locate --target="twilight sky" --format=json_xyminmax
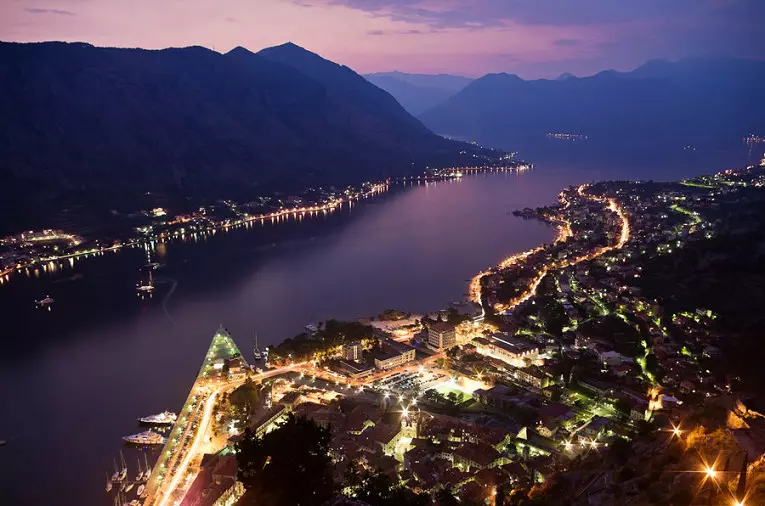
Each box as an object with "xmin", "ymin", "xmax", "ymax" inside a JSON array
[{"xmin": 1, "ymin": 0, "xmax": 763, "ymax": 78}]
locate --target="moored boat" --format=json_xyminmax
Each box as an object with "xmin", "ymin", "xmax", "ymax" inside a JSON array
[
  {"xmin": 138, "ymin": 410, "xmax": 176, "ymax": 426},
  {"xmin": 122, "ymin": 430, "xmax": 166, "ymax": 446}
]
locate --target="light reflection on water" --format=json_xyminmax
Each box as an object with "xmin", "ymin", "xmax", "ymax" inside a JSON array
[{"xmin": 0, "ymin": 149, "xmax": 753, "ymax": 505}]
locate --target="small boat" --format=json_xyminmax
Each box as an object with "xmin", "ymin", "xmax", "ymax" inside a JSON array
[
  {"xmin": 111, "ymin": 458, "xmax": 120, "ymax": 482},
  {"xmin": 0, "ymin": 440, "xmax": 6, "ymax": 446},
  {"xmin": 124, "ymin": 482, "xmax": 134, "ymax": 493},
  {"xmin": 138, "ymin": 411, "xmax": 176, "ymax": 426},
  {"xmin": 122, "ymin": 430, "xmax": 166, "ymax": 446},
  {"xmin": 135, "ymin": 457, "xmax": 144, "ymax": 481},
  {"xmin": 35, "ymin": 296, "xmax": 55, "ymax": 309},
  {"xmin": 106, "ymin": 473, "xmax": 113, "ymax": 493},
  {"xmin": 253, "ymin": 332, "xmax": 263, "ymax": 361},
  {"xmin": 136, "ymin": 484, "xmax": 145, "ymax": 497},
  {"xmin": 119, "ymin": 451, "xmax": 128, "ymax": 481},
  {"xmin": 143, "ymin": 453, "xmax": 152, "ymax": 482},
  {"xmin": 136, "ymin": 271, "xmax": 154, "ymax": 294}
]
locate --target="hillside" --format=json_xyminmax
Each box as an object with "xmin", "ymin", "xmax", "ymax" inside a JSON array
[
  {"xmin": 0, "ymin": 41, "xmax": 475, "ymax": 233},
  {"xmin": 364, "ymin": 71, "xmax": 472, "ymax": 115},
  {"xmin": 419, "ymin": 57, "xmax": 765, "ymax": 150}
]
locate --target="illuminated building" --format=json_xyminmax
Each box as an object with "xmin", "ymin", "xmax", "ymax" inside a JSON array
[
  {"xmin": 373, "ymin": 339, "xmax": 415, "ymax": 370},
  {"xmin": 428, "ymin": 321, "xmax": 457, "ymax": 351},
  {"xmin": 473, "ymin": 334, "xmax": 539, "ymax": 367},
  {"xmin": 343, "ymin": 342, "xmax": 362, "ymax": 362}
]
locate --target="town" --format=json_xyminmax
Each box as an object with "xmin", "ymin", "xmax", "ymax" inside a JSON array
[
  {"xmin": 128, "ymin": 158, "xmax": 765, "ymax": 506},
  {"xmin": 0, "ymin": 161, "xmax": 530, "ymax": 290}
]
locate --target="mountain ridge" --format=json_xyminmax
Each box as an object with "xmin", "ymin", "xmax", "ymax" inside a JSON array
[
  {"xmin": 418, "ymin": 56, "xmax": 765, "ymax": 150},
  {"xmin": 363, "ymin": 71, "xmax": 473, "ymax": 116},
  {"xmin": 0, "ymin": 40, "xmax": 480, "ymax": 233}
]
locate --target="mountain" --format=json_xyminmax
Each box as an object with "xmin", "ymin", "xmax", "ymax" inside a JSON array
[
  {"xmin": 364, "ymin": 72, "xmax": 472, "ymax": 115},
  {"xmin": 0, "ymin": 41, "xmax": 476, "ymax": 233},
  {"xmin": 419, "ymin": 57, "xmax": 765, "ymax": 150}
]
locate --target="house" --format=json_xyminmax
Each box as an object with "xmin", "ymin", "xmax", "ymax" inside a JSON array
[
  {"xmin": 577, "ymin": 379, "xmax": 616, "ymax": 398},
  {"xmin": 451, "ymin": 442, "xmax": 504, "ymax": 471},
  {"xmin": 180, "ymin": 453, "xmax": 244, "ymax": 506},
  {"xmin": 580, "ymin": 416, "xmax": 610, "ymax": 440},
  {"xmin": 473, "ymin": 334, "xmax": 539, "ymax": 367},
  {"xmin": 505, "ymin": 364, "xmax": 552, "ymax": 389},
  {"xmin": 538, "ymin": 403, "xmax": 575, "ymax": 429}
]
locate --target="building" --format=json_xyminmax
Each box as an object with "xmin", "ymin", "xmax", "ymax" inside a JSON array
[
  {"xmin": 428, "ymin": 322, "xmax": 457, "ymax": 351},
  {"xmin": 451, "ymin": 442, "xmax": 504, "ymax": 471},
  {"xmin": 343, "ymin": 342, "xmax": 362, "ymax": 362},
  {"xmin": 473, "ymin": 334, "xmax": 539, "ymax": 366},
  {"xmin": 180, "ymin": 453, "xmax": 244, "ymax": 506},
  {"xmin": 505, "ymin": 364, "xmax": 551, "ymax": 389},
  {"xmin": 373, "ymin": 339, "xmax": 416, "ymax": 370}
]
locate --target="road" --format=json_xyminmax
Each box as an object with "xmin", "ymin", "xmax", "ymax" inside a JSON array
[
  {"xmin": 471, "ymin": 185, "xmax": 630, "ymax": 313},
  {"xmin": 144, "ymin": 362, "xmax": 305, "ymax": 506},
  {"xmin": 145, "ymin": 187, "xmax": 631, "ymax": 506}
]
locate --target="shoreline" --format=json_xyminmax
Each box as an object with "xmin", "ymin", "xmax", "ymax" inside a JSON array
[{"xmin": 0, "ymin": 164, "xmax": 531, "ymax": 289}]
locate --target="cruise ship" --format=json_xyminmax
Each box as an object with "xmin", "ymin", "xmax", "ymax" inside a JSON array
[
  {"xmin": 122, "ymin": 431, "xmax": 166, "ymax": 446},
  {"xmin": 138, "ymin": 411, "xmax": 177, "ymax": 426}
]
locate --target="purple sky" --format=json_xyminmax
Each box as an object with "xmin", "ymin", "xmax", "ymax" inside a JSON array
[{"xmin": 1, "ymin": 0, "xmax": 763, "ymax": 78}]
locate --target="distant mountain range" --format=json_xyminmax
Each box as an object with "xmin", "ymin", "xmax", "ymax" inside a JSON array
[
  {"xmin": 364, "ymin": 72, "xmax": 473, "ymax": 116},
  {"xmin": 417, "ymin": 57, "xmax": 765, "ymax": 150},
  {"xmin": 0, "ymin": 41, "xmax": 482, "ymax": 233}
]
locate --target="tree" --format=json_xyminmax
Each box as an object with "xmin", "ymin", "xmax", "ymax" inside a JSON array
[
  {"xmin": 614, "ymin": 398, "xmax": 632, "ymax": 416},
  {"xmin": 607, "ymin": 438, "xmax": 632, "ymax": 467},
  {"xmin": 229, "ymin": 378, "xmax": 260, "ymax": 416},
  {"xmin": 352, "ymin": 469, "xmax": 428, "ymax": 506},
  {"xmin": 645, "ymin": 353, "xmax": 663, "ymax": 382},
  {"xmin": 434, "ymin": 489, "xmax": 459, "ymax": 506},
  {"xmin": 236, "ymin": 414, "xmax": 333, "ymax": 506}
]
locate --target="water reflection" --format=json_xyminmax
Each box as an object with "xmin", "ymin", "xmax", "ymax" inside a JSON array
[{"xmin": 0, "ymin": 152, "xmax": 753, "ymax": 505}]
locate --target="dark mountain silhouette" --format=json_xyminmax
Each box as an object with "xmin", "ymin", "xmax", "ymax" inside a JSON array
[
  {"xmin": 419, "ymin": 57, "xmax": 765, "ymax": 150},
  {"xmin": 0, "ymin": 41, "xmax": 476, "ymax": 233},
  {"xmin": 364, "ymin": 71, "xmax": 472, "ymax": 115}
]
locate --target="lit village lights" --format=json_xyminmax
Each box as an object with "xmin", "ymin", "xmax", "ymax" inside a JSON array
[
  {"xmin": 104, "ymin": 162, "xmax": 765, "ymax": 505},
  {"xmin": 0, "ymin": 163, "xmax": 530, "ymax": 291}
]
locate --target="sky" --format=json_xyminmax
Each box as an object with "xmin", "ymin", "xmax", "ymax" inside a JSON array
[{"xmin": 1, "ymin": 0, "xmax": 764, "ymax": 78}]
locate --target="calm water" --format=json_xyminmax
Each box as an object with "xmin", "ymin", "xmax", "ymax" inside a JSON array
[{"xmin": 0, "ymin": 148, "xmax": 755, "ymax": 505}]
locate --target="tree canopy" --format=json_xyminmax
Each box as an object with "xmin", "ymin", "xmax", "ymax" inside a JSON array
[{"xmin": 236, "ymin": 414, "xmax": 334, "ymax": 506}]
